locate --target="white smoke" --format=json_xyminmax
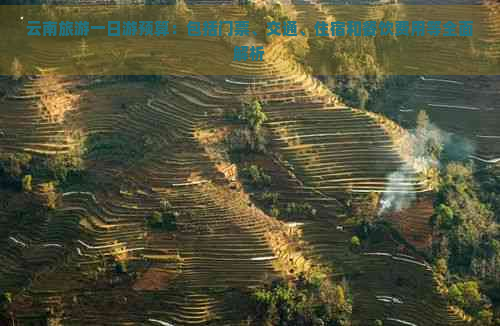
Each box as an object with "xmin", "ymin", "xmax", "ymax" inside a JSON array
[
  {"xmin": 378, "ymin": 164, "xmax": 417, "ymax": 216},
  {"xmin": 378, "ymin": 119, "xmax": 475, "ymax": 216}
]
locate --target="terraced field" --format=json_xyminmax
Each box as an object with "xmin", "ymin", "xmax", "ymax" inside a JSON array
[
  {"xmin": 370, "ymin": 1, "xmax": 500, "ymax": 162},
  {"xmin": 3, "ymin": 1, "xmax": 493, "ymax": 325},
  {"xmin": 389, "ymin": 75, "xmax": 500, "ymax": 162},
  {"xmin": 300, "ymin": 220, "xmax": 462, "ymax": 326}
]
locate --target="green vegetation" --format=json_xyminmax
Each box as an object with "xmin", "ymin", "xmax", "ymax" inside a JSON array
[
  {"xmin": 226, "ymin": 99, "xmax": 268, "ymax": 155},
  {"xmin": 347, "ymin": 191, "xmax": 380, "ymax": 219},
  {"xmin": 434, "ymin": 259, "xmax": 496, "ymax": 325},
  {"xmin": 350, "ymin": 236, "xmax": 361, "ymax": 249},
  {"xmin": 305, "ymin": 35, "xmax": 384, "ymax": 109},
  {"xmin": 0, "ymin": 291, "xmax": 12, "ymax": 324},
  {"xmin": 283, "ymin": 202, "xmax": 316, "ymax": 218},
  {"xmin": 1, "ymin": 140, "xmax": 85, "ymax": 193},
  {"xmin": 147, "ymin": 210, "xmax": 178, "ymax": 231},
  {"xmin": 430, "ymin": 162, "xmax": 500, "ymax": 324},
  {"xmin": 258, "ymin": 191, "xmax": 279, "ymax": 207},
  {"xmin": 477, "ymin": 165, "xmax": 500, "ymax": 220},
  {"xmin": 257, "ymin": 191, "xmax": 281, "ymax": 217},
  {"xmin": 44, "ymin": 152, "xmax": 85, "ymax": 184},
  {"xmin": 114, "ymin": 259, "xmax": 128, "ymax": 274},
  {"xmin": 416, "ymin": 110, "xmax": 444, "ymax": 162},
  {"xmin": 85, "ymin": 132, "xmax": 165, "ymax": 169},
  {"xmin": 21, "ymin": 174, "xmax": 32, "ymax": 192},
  {"xmin": 160, "ymin": 198, "xmax": 173, "ymax": 212},
  {"xmin": 0, "ymin": 292, "xmax": 12, "ymax": 307},
  {"xmin": 0, "ymin": 152, "xmax": 32, "ymax": 189},
  {"xmin": 251, "ymin": 273, "xmax": 351, "ymax": 325},
  {"xmin": 225, "ymin": 99, "xmax": 268, "ymax": 131},
  {"xmin": 85, "ymin": 133, "xmax": 144, "ymax": 162},
  {"xmin": 242, "ymin": 164, "xmax": 272, "ymax": 189},
  {"xmin": 431, "ymin": 163, "xmax": 498, "ymax": 276},
  {"xmin": 245, "ymin": 2, "xmax": 290, "ymax": 43},
  {"xmin": 241, "ymin": 99, "xmax": 268, "ymax": 132}
]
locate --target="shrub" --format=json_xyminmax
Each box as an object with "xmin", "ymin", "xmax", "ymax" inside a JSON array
[
  {"xmin": 114, "ymin": 260, "xmax": 127, "ymax": 274},
  {"xmin": 149, "ymin": 211, "xmax": 163, "ymax": 228},
  {"xmin": 240, "ymin": 99, "xmax": 268, "ymax": 131},
  {"xmin": 0, "ymin": 152, "xmax": 32, "ymax": 181},
  {"xmin": 39, "ymin": 181, "xmax": 57, "ymax": 209},
  {"xmin": 0, "ymin": 292, "xmax": 12, "ymax": 305},
  {"xmin": 147, "ymin": 210, "xmax": 177, "ymax": 231},
  {"xmin": 259, "ymin": 191, "xmax": 279, "ymax": 206},
  {"xmin": 22, "ymin": 174, "xmax": 32, "ymax": 192},
  {"xmin": 251, "ymin": 275, "xmax": 351, "ymax": 325},
  {"xmin": 226, "ymin": 127, "xmax": 268, "ymax": 154},
  {"xmin": 284, "ymin": 202, "xmax": 316, "ymax": 217},
  {"xmin": 350, "ymin": 236, "xmax": 361, "ymax": 248},
  {"xmin": 160, "ymin": 199, "xmax": 173, "ymax": 212},
  {"xmin": 269, "ymin": 206, "xmax": 280, "ymax": 217},
  {"xmin": 243, "ymin": 165, "xmax": 271, "ymax": 189}
]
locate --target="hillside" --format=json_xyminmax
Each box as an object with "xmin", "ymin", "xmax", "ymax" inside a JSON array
[{"xmin": 1, "ymin": 1, "xmax": 500, "ymax": 326}]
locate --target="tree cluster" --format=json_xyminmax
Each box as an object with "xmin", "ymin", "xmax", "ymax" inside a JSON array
[{"xmin": 251, "ymin": 273, "xmax": 352, "ymax": 325}]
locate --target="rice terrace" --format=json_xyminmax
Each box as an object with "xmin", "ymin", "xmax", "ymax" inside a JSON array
[{"xmin": 0, "ymin": 0, "xmax": 500, "ymax": 325}]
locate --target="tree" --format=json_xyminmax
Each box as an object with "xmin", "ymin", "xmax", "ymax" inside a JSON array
[
  {"xmin": 374, "ymin": 320, "xmax": 384, "ymax": 326},
  {"xmin": 433, "ymin": 204, "xmax": 454, "ymax": 230},
  {"xmin": 160, "ymin": 198, "xmax": 172, "ymax": 212},
  {"xmin": 114, "ymin": 260, "xmax": 127, "ymax": 274},
  {"xmin": 241, "ymin": 99, "xmax": 268, "ymax": 131},
  {"xmin": 0, "ymin": 292, "xmax": 12, "ymax": 306},
  {"xmin": 350, "ymin": 236, "xmax": 361, "ymax": 249},
  {"xmin": 148, "ymin": 211, "xmax": 163, "ymax": 228},
  {"xmin": 436, "ymin": 258, "xmax": 448, "ymax": 276},
  {"xmin": 22, "ymin": 174, "xmax": 32, "ymax": 192}
]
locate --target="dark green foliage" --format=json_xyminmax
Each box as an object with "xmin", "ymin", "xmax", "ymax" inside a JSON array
[
  {"xmin": 85, "ymin": 132, "xmax": 165, "ymax": 170},
  {"xmin": 226, "ymin": 99, "xmax": 268, "ymax": 155},
  {"xmin": 350, "ymin": 236, "xmax": 361, "ymax": 248},
  {"xmin": 431, "ymin": 163, "xmax": 497, "ymax": 275},
  {"xmin": 258, "ymin": 191, "xmax": 281, "ymax": 217},
  {"xmin": 308, "ymin": 35, "xmax": 384, "ymax": 109},
  {"xmin": 433, "ymin": 203, "xmax": 455, "ymax": 230},
  {"xmin": 160, "ymin": 198, "xmax": 173, "ymax": 212},
  {"xmin": 1, "ymin": 145, "xmax": 87, "ymax": 190},
  {"xmin": 446, "ymin": 280, "xmax": 496, "ymax": 324},
  {"xmin": 44, "ymin": 152, "xmax": 85, "ymax": 183},
  {"xmin": 430, "ymin": 162, "xmax": 500, "ymax": 323},
  {"xmin": 283, "ymin": 202, "xmax": 316, "ymax": 218},
  {"xmin": 0, "ymin": 152, "xmax": 32, "ymax": 188},
  {"xmin": 242, "ymin": 164, "xmax": 271, "ymax": 189},
  {"xmin": 227, "ymin": 127, "xmax": 268, "ymax": 155},
  {"xmin": 258, "ymin": 191, "xmax": 279, "ymax": 207},
  {"xmin": 21, "ymin": 174, "xmax": 32, "ymax": 192},
  {"xmin": 0, "ymin": 291, "xmax": 12, "ymax": 318},
  {"xmin": 448, "ymin": 281, "xmax": 482, "ymax": 312},
  {"xmin": 85, "ymin": 133, "xmax": 144, "ymax": 162},
  {"xmin": 114, "ymin": 260, "xmax": 128, "ymax": 274},
  {"xmin": 251, "ymin": 274, "xmax": 351, "ymax": 325},
  {"xmin": 245, "ymin": 3, "xmax": 290, "ymax": 42},
  {"xmin": 477, "ymin": 165, "xmax": 500, "ymax": 222},
  {"xmin": 0, "ymin": 292, "xmax": 12, "ymax": 306},
  {"xmin": 147, "ymin": 210, "xmax": 178, "ymax": 231},
  {"xmin": 240, "ymin": 99, "xmax": 268, "ymax": 132}
]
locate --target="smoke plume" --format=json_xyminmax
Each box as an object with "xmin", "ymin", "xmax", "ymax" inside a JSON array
[{"xmin": 378, "ymin": 119, "xmax": 475, "ymax": 216}]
